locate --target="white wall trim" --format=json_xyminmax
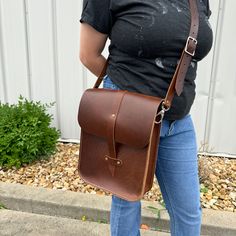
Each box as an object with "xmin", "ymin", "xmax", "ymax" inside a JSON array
[
  {"xmin": 0, "ymin": 0, "xmax": 7, "ymax": 102},
  {"xmin": 204, "ymin": 0, "xmax": 225, "ymax": 151},
  {"xmin": 51, "ymin": 0, "xmax": 61, "ymax": 131},
  {"xmin": 23, "ymin": 0, "xmax": 33, "ymax": 99}
]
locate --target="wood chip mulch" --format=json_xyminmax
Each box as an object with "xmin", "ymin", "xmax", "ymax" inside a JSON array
[{"xmin": 0, "ymin": 143, "xmax": 235, "ymax": 212}]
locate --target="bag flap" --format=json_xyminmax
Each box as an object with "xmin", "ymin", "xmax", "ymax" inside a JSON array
[{"xmin": 78, "ymin": 88, "xmax": 162, "ymax": 148}]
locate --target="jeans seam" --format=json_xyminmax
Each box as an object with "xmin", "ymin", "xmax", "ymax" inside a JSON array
[
  {"xmin": 168, "ymin": 121, "xmax": 175, "ymax": 136},
  {"xmin": 112, "ymin": 196, "xmax": 122, "ymax": 236},
  {"xmin": 158, "ymin": 167, "xmax": 177, "ymax": 235}
]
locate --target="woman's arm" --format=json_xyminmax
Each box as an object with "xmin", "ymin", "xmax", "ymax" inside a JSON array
[{"xmin": 79, "ymin": 23, "xmax": 108, "ymax": 77}]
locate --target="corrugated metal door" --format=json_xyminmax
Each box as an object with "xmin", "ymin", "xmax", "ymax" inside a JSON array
[
  {"xmin": 192, "ymin": 0, "xmax": 236, "ymax": 156},
  {"xmin": 0, "ymin": 0, "xmax": 235, "ymax": 155}
]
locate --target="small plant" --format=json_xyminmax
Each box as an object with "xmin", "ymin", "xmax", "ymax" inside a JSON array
[
  {"xmin": 200, "ymin": 184, "xmax": 209, "ymax": 193},
  {"xmin": 146, "ymin": 205, "xmax": 165, "ymax": 220},
  {"xmin": 0, "ymin": 96, "xmax": 60, "ymax": 169},
  {"xmin": 98, "ymin": 218, "xmax": 108, "ymax": 224},
  {"xmin": 159, "ymin": 198, "xmax": 166, "ymax": 208},
  {"xmin": 0, "ymin": 203, "xmax": 6, "ymax": 209}
]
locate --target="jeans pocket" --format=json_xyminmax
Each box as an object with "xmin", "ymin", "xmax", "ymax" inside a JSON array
[{"xmin": 103, "ymin": 75, "xmax": 120, "ymax": 90}]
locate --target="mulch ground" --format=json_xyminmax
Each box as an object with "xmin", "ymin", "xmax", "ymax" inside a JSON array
[{"xmin": 0, "ymin": 142, "xmax": 235, "ymax": 212}]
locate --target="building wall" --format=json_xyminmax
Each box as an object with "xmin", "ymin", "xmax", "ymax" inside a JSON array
[{"xmin": 0, "ymin": 0, "xmax": 235, "ymax": 156}]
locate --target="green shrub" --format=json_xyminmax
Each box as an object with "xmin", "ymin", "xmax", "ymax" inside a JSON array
[{"xmin": 0, "ymin": 96, "xmax": 60, "ymax": 169}]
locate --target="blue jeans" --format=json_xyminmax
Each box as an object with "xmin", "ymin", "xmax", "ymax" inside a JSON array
[{"xmin": 103, "ymin": 76, "xmax": 202, "ymax": 236}]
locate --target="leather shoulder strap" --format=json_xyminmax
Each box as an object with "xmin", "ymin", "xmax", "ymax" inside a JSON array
[
  {"xmin": 163, "ymin": 0, "xmax": 199, "ymax": 108},
  {"xmin": 93, "ymin": 0, "xmax": 199, "ymax": 110},
  {"xmin": 93, "ymin": 59, "xmax": 109, "ymax": 88}
]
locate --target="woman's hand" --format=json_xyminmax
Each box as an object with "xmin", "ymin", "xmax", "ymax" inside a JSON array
[{"xmin": 79, "ymin": 23, "xmax": 108, "ymax": 77}]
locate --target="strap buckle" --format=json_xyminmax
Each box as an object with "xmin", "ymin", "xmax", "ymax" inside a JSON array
[{"xmin": 185, "ymin": 36, "xmax": 198, "ymax": 56}]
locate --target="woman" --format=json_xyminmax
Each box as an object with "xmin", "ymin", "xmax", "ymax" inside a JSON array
[{"xmin": 79, "ymin": 0, "xmax": 213, "ymax": 235}]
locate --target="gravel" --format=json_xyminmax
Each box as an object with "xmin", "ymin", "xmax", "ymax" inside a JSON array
[{"xmin": 0, "ymin": 142, "xmax": 235, "ymax": 212}]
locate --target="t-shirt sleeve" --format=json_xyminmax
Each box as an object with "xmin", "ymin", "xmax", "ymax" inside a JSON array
[
  {"xmin": 202, "ymin": 0, "xmax": 212, "ymax": 19},
  {"xmin": 80, "ymin": 0, "xmax": 112, "ymax": 34}
]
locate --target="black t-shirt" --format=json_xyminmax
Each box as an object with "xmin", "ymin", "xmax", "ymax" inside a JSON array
[{"xmin": 80, "ymin": 0, "xmax": 213, "ymax": 120}]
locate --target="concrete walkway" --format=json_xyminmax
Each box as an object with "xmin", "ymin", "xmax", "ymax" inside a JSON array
[
  {"xmin": 0, "ymin": 209, "xmax": 169, "ymax": 236},
  {"xmin": 0, "ymin": 182, "xmax": 235, "ymax": 236}
]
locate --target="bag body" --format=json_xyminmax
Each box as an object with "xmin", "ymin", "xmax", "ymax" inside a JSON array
[{"xmin": 78, "ymin": 88, "xmax": 163, "ymax": 201}]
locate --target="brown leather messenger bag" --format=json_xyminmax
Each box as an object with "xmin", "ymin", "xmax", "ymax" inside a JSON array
[{"xmin": 77, "ymin": 0, "xmax": 199, "ymax": 201}]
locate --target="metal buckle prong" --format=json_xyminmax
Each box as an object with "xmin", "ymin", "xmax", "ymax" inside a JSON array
[{"xmin": 185, "ymin": 36, "xmax": 198, "ymax": 56}]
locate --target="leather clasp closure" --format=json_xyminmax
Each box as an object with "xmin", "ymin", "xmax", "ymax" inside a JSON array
[
  {"xmin": 104, "ymin": 155, "xmax": 123, "ymax": 167},
  {"xmin": 155, "ymin": 102, "xmax": 170, "ymax": 124}
]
